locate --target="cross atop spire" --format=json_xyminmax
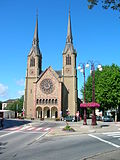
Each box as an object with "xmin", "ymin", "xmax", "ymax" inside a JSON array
[
  {"xmin": 66, "ymin": 7, "xmax": 73, "ymax": 44},
  {"xmin": 32, "ymin": 12, "xmax": 39, "ymax": 47}
]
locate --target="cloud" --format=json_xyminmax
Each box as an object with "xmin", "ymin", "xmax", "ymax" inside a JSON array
[
  {"xmin": 0, "ymin": 83, "xmax": 8, "ymax": 97},
  {"xmin": 18, "ymin": 90, "xmax": 24, "ymax": 97},
  {"xmin": 16, "ymin": 78, "xmax": 25, "ymax": 86}
]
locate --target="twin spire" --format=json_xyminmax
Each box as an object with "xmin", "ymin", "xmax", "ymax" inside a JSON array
[
  {"xmin": 66, "ymin": 8, "xmax": 73, "ymax": 44},
  {"xmin": 32, "ymin": 8, "xmax": 73, "ymax": 50},
  {"xmin": 32, "ymin": 14, "xmax": 39, "ymax": 47}
]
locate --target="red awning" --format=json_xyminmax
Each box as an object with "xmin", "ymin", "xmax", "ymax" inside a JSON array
[{"xmin": 80, "ymin": 102, "xmax": 100, "ymax": 108}]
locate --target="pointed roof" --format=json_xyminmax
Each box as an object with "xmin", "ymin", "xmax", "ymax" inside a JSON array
[
  {"xmin": 28, "ymin": 14, "xmax": 41, "ymax": 56},
  {"xmin": 63, "ymin": 8, "xmax": 76, "ymax": 54},
  {"xmin": 66, "ymin": 8, "xmax": 73, "ymax": 43},
  {"xmin": 32, "ymin": 14, "xmax": 39, "ymax": 47}
]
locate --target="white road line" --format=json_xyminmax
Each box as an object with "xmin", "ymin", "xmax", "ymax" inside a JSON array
[
  {"xmin": 27, "ymin": 127, "xmax": 35, "ymax": 131},
  {"xmin": 35, "ymin": 132, "xmax": 48, "ymax": 141},
  {"xmin": 112, "ymin": 135, "xmax": 120, "ymax": 138},
  {"xmin": 88, "ymin": 134, "xmax": 120, "ymax": 148},
  {"xmin": 20, "ymin": 126, "xmax": 31, "ymax": 130},
  {"xmin": 102, "ymin": 132, "xmax": 120, "ymax": 135},
  {"xmin": 36, "ymin": 127, "xmax": 42, "ymax": 131},
  {"xmin": 6, "ymin": 127, "xmax": 20, "ymax": 131},
  {"xmin": 44, "ymin": 128, "xmax": 51, "ymax": 131},
  {"xmin": 0, "ymin": 130, "xmax": 18, "ymax": 138}
]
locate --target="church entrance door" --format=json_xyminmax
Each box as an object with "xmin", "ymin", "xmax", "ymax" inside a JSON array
[
  {"xmin": 55, "ymin": 111, "xmax": 58, "ymax": 118},
  {"xmin": 47, "ymin": 109, "xmax": 50, "ymax": 118}
]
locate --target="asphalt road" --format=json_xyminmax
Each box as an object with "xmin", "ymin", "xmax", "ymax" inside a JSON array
[{"xmin": 0, "ymin": 120, "xmax": 120, "ymax": 160}]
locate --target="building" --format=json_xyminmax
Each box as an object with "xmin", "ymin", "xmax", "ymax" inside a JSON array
[
  {"xmin": 0, "ymin": 110, "xmax": 15, "ymax": 119},
  {"xmin": 2, "ymin": 99, "xmax": 18, "ymax": 110},
  {"xmin": 24, "ymin": 10, "xmax": 78, "ymax": 119}
]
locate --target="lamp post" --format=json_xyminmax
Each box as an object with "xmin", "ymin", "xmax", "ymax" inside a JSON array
[
  {"xmin": 86, "ymin": 61, "xmax": 102, "ymax": 125},
  {"xmin": 78, "ymin": 63, "xmax": 87, "ymax": 125}
]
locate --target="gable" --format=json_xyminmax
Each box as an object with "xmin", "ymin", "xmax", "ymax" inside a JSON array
[{"xmin": 35, "ymin": 67, "xmax": 61, "ymax": 99}]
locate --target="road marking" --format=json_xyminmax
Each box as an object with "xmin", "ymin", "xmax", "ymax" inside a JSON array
[
  {"xmin": 27, "ymin": 127, "xmax": 35, "ymax": 131},
  {"xmin": 0, "ymin": 130, "xmax": 18, "ymax": 138},
  {"xmin": 103, "ymin": 132, "xmax": 120, "ymax": 135},
  {"xmin": 112, "ymin": 135, "xmax": 120, "ymax": 138},
  {"xmin": 36, "ymin": 127, "xmax": 42, "ymax": 131},
  {"xmin": 44, "ymin": 128, "xmax": 51, "ymax": 131},
  {"xmin": 20, "ymin": 126, "xmax": 31, "ymax": 130},
  {"xmin": 3, "ymin": 126, "xmax": 51, "ymax": 132},
  {"xmin": 88, "ymin": 134, "xmax": 120, "ymax": 148},
  {"xmin": 6, "ymin": 127, "xmax": 20, "ymax": 131},
  {"xmin": 35, "ymin": 132, "xmax": 48, "ymax": 141}
]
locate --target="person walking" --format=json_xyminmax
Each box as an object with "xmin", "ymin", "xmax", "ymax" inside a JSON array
[{"xmin": 0, "ymin": 117, "xmax": 4, "ymax": 128}]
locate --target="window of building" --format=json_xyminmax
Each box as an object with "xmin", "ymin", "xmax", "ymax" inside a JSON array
[
  {"xmin": 66, "ymin": 55, "xmax": 71, "ymax": 65},
  {"xmin": 46, "ymin": 99, "xmax": 48, "ymax": 104},
  {"xmin": 36, "ymin": 99, "xmax": 39, "ymax": 104},
  {"xmin": 52, "ymin": 99, "xmax": 54, "ymax": 104},
  {"xmin": 55, "ymin": 99, "xmax": 57, "ymax": 104},
  {"xmin": 40, "ymin": 99, "xmax": 42, "ymax": 104},
  {"xmin": 30, "ymin": 57, "xmax": 35, "ymax": 67},
  {"xmin": 43, "ymin": 99, "xmax": 45, "ymax": 104}
]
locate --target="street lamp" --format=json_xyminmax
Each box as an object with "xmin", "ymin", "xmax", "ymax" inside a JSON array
[
  {"xmin": 86, "ymin": 60, "xmax": 102, "ymax": 125},
  {"xmin": 78, "ymin": 63, "xmax": 87, "ymax": 125}
]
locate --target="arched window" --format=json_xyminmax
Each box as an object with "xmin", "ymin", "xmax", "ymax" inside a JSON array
[
  {"xmin": 66, "ymin": 55, "xmax": 71, "ymax": 65},
  {"xmin": 36, "ymin": 99, "xmax": 39, "ymax": 104},
  {"xmin": 46, "ymin": 99, "xmax": 48, "ymax": 104},
  {"xmin": 30, "ymin": 57, "xmax": 35, "ymax": 67},
  {"xmin": 43, "ymin": 99, "xmax": 45, "ymax": 104},
  {"xmin": 40, "ymin": 99, "xmax": 42, "ymax": 104},
  {"xmin": 52, "ymin": 99, "xmax": 54, "ymax": 104},
  {"xmin": 55, "ymin": 99, "xmax": 57, "ymax": 104},
  {"xmin": 49, "ymin": 99, "xmax": 51, "ymax": 104}
]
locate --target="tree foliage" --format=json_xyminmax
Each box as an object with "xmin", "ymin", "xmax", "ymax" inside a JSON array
[
  {"xmin": 81, "ymin": 64, "xmax": 120, "ymax": 111},
  {"xmin": 5, "ymin": 96, "xmax": 24, "ymax": 113},
  {"xmin": 88, "ymin": 0, "xmax": 120, "ymax": 11}
]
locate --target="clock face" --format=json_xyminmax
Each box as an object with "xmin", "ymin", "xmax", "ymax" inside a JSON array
[
  {"xmin": 66, "ymin": 68, "xmax": 71, "ymax": 74},
  {"xmin": 29, "ymin": 69, "xmax": 35, "ymax": 75},
  {"xmin": 40, "ymin": 78, "xmax": 54, "ymax": 94}
]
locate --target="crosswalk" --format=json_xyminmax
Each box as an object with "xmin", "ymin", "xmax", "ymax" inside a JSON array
[
  {"xmin": 3, "ymin": 126, "xmax": 51, "ymax": 133},
  {"xmin": 102, "ymin": 131, "xmax": 120, "ymax": 140}
]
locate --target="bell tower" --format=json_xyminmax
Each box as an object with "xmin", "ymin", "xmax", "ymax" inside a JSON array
[
  {"xmin": 24, "ymin": 14, "xmax": 42, "ymax": 118},
  {"xmin": 62, "ymin": 9, "xmax": 77, "ymax": 116}
]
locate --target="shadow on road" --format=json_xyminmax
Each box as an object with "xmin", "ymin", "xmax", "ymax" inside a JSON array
[
  {"xmin": 0, "ymin": 142, "xmax": 8, "ymax": 154},
  {"xmin": 0, "ymin": 119, "xmax": 31, "ymax": 130}
]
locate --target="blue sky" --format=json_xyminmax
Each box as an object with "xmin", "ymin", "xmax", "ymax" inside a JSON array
[{"xmin": 0, "ymin": 0, "xmax": 120, "ymax": 101}]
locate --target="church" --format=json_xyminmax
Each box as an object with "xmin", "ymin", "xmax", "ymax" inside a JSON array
[{"xmin": 24, "ymin": 10, "xmax": 78, "ymax": 119}]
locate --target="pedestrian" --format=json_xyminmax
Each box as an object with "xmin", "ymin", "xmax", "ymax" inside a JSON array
[{"xmin": 0, "ymin": 117, "xmax": 4, "ymax": 128}]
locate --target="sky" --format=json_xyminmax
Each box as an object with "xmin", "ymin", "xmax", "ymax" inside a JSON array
[{"xmin": 0, "ymin": 0, "xmax": 120, "ymax": 102}]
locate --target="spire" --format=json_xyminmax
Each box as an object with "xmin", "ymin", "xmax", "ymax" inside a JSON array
[
  {"xmin": 32, "ymin": 12, "xmax": 39, "ymax": 47},
  {"xmin": 66, "ymin": 7, "xmax": 73, "ymax": 44}
]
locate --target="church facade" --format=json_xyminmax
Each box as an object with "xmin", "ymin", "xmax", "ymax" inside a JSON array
[{"xmin": 24, "ymin": 10, "xmax": 78, "ymax": 119}]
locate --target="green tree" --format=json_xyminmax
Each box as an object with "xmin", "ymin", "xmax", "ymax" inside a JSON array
[
  {"xmin": 81, "ymin": 64, "xmax": 120, "ymax": 111},
  {"xmin": 88, "ymin": 0, "xmax": 120, "ymax": 11},
  {"xmin": 5, "ymin": 96, "xmax": 24, "ymax": 113}
]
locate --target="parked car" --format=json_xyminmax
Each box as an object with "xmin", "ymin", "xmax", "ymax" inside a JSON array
[
  {"xmin": 96, "ymin": 116, "xmax": 102, "ymax": 121},
  {"xmin": 64, "ymin": 116, "xmax": 75, "ymax": 122},
  {"xmin": 103, "ymin": 115, "xmax": 114, "ymax": 122}
]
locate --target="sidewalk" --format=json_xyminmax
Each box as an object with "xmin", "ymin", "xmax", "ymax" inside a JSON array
[
  {"xmin": 86, "ymin": 149, "xmax": 120, "ymax": 160},
  {"xmin": 47, "ymin": 120, "xmax": 120, "ymax": 137}
]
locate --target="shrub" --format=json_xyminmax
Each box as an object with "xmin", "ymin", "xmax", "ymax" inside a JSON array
[{"xmin": 63, "ymin": 124, "xmax": 75, "ymax": 132}]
